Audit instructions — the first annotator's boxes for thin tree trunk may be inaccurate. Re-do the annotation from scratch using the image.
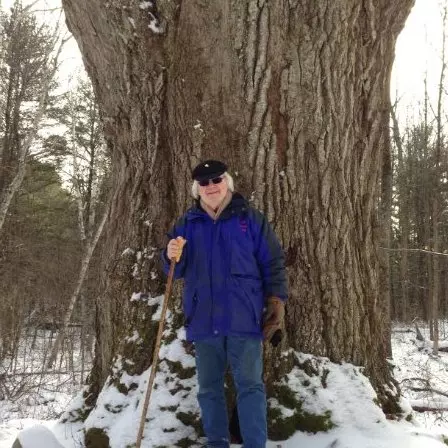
[423,77,434,335]
[47,202,109,368]
[391,105,409,322]
[431,5,447,355]
[71,102,87,244]
[432,197,440,354]
[0,69,20,193]
[80,293,86,385]
[380,119,393,356]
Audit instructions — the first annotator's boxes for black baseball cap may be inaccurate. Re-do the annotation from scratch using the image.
[192,160,227,181]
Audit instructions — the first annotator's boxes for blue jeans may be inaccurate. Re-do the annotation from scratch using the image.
[194,336,266,448]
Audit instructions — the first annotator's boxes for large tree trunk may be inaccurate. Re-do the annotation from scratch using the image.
[61,0,414,443]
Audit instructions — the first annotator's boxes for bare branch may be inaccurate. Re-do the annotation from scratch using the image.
[380,247,448,257]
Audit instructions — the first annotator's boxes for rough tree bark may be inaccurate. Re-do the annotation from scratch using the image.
[61,0,414,443]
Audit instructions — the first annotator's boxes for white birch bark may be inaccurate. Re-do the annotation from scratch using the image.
[47,201,109,368]
[71,100,87,244]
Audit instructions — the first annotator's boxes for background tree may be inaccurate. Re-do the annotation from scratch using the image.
[56,77,110,245]
[0,159,81,361]
[390,101,410,323]
[60,0,414,444]
[0,0,65,234]
[389,5,448,339]
[43,76,111,369]
[0,3,104,384]
[389,119,448,327]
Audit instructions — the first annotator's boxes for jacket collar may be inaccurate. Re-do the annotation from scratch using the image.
[200,190,232,221]
[187,192,248,221]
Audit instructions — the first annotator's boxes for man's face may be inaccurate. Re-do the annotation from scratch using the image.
[198,175,229,209]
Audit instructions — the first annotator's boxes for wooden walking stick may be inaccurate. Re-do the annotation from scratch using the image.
[135,236,186,448]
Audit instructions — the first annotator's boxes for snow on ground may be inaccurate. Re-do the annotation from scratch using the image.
[392,322,448,436]
[2,325,448,447]
[0,329,89,447]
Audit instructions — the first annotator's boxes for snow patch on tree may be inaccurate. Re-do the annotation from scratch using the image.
[139,1,153,9]
[121,248,135,257]
[127,17,136,29]
[130,292,163,307]
[148,20,163,34]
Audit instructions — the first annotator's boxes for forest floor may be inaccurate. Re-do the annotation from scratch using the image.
[1,324,448,447]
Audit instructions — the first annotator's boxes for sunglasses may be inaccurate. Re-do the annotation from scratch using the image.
[198,176,224,187]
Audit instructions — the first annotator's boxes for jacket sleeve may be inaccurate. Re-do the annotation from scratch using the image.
[161,215,188,280]
[252,210,288,301]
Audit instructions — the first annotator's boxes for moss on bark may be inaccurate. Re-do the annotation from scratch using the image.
[164,359,195,379]
[267,381,335,441]
[176,411,204,437]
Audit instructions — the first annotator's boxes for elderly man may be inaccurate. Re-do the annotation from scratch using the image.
[163,160,287,448]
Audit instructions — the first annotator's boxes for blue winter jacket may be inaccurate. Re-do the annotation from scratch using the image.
[162,192,287,341]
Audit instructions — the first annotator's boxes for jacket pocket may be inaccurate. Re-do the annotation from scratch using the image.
[230,232,260,279]
[231,276,263,329]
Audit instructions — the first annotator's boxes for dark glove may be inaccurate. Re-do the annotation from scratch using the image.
[263,297,285,343]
